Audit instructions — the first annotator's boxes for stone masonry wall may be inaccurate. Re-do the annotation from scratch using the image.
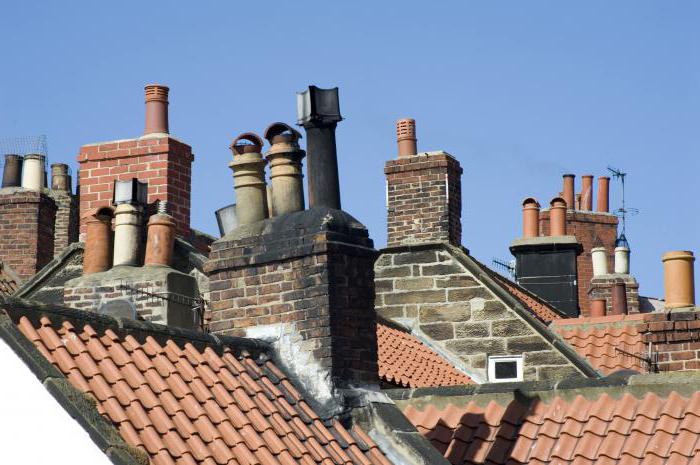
[375,245,580,381]
[589,274,640,314]
[77,136,193,237]
[540,210,618,315]
[385,152,462,247]
[0,189,57,281]
[49,190,79,258]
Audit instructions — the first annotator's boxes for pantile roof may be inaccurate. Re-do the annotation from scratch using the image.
[6,301,393,465]
[401,375,700,465]
[377,321,474,388]
[551,314,648,375]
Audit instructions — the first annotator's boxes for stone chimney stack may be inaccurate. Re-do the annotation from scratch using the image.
[77,84,194,238]
[385,118,462,247]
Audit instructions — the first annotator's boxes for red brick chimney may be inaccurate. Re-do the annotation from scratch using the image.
[385,118,462,246]
[77,84,194,238]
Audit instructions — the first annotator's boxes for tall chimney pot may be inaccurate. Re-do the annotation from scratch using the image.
[83,211,113,274]
[296,85,342,210]
[590,298,606,318]
[591,246,608,276]
[113,203,143,266]
[597,176,610,212]
[21,154,45,191]
[396,118,417,158]
[614,246,630,274]
[522,198,540,237]
[264,122,306,216]
[562,174,575,210]
[144,201,176,267]
[549,197,567,236]
[611,280,628,315]
[581,175,593,211]
[663,251,696,308]
[144,84,169,135]
[230,133,268,226]
[2,154,23,188]
[50,163,71,192]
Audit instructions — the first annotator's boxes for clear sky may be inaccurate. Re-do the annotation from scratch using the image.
[1,1,698,300]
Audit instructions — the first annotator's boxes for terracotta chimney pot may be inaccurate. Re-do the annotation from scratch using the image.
[611,281,628,315]
[144,202,175,267]
[549,197,567,236]
[663,251,696,308]
[581,175,593,211]
[396,118,417,158]
[597,176,610,213]
[83,212,113,274]
[522,198,540,238]
[590,298,606,318]
[230,132,268,225]
[144,84,169,135]
[562,174,575,210]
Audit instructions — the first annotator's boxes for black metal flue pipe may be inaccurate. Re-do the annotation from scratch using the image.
[297,86,342,210]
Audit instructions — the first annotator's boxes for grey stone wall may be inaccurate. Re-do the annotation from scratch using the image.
[375,245,580,381]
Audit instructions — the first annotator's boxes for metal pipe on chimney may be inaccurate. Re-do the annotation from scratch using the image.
[113,203,143,266]
[230,133,268,225]
[590,298,606,318]
[396,118,417,158]
[144,201,175,267]
[297,86,342,210]
[562,174,575,210]
[591,246,608,276]
[2,154,23,188]
[522,198,540,237]
[549,197,567,236]
[83,212,113,274]
[610,281,628,315]
[663,251,696,308]
[597,176,610,213]
[264,122,306,216]
[581,175,593,211]
[21,154,45,191]
[614,246,630,274]
[144,84,169,135]
[50,163,71,192]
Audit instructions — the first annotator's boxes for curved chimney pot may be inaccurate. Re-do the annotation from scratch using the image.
[144,84,169,135]
[522,197,540,238]
[549,197,567,236]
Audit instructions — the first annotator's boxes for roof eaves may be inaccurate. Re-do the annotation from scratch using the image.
[0,308,148,465]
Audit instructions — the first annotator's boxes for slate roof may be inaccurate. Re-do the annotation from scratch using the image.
[399,373,700,465]
[551,315,648,375]
[2,300,393,465]
[377,320,474,388]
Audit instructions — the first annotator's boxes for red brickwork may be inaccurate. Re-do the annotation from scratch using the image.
[0,190,56,280]
[385,152,462,247]
[540,210,618,314]
[77,136,193,237]
[641,311,700,372]
[589,275,640,314]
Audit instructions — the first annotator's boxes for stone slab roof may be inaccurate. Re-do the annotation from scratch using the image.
[394,372,700,465]
[1,298,393,465]
[377,319,474,388]
[0,262,20,296]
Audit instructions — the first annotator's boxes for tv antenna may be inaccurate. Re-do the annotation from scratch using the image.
[607,166,639,246]
[492,258,516,280]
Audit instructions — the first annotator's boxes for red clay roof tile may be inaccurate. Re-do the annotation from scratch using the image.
[377,321,473,388]
[14,313,391,465]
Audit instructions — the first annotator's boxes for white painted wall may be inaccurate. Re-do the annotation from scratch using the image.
[0,338,113,465]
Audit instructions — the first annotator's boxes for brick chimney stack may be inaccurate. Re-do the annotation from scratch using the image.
[385,118,462,246]
[77,84,194,238]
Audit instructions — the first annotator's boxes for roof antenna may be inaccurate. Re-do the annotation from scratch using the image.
[492,257,516,279]
[607,166,639,248]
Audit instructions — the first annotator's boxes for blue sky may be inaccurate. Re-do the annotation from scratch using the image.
[1,1,698,299]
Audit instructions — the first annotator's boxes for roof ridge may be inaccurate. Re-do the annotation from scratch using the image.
[1,296,270,356]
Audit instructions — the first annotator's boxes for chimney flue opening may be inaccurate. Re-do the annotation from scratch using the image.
[549,197,567,236]
[663,251,696,309]
[522,197,540,238]
[396,118,417,158]
[144,84,170,136]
